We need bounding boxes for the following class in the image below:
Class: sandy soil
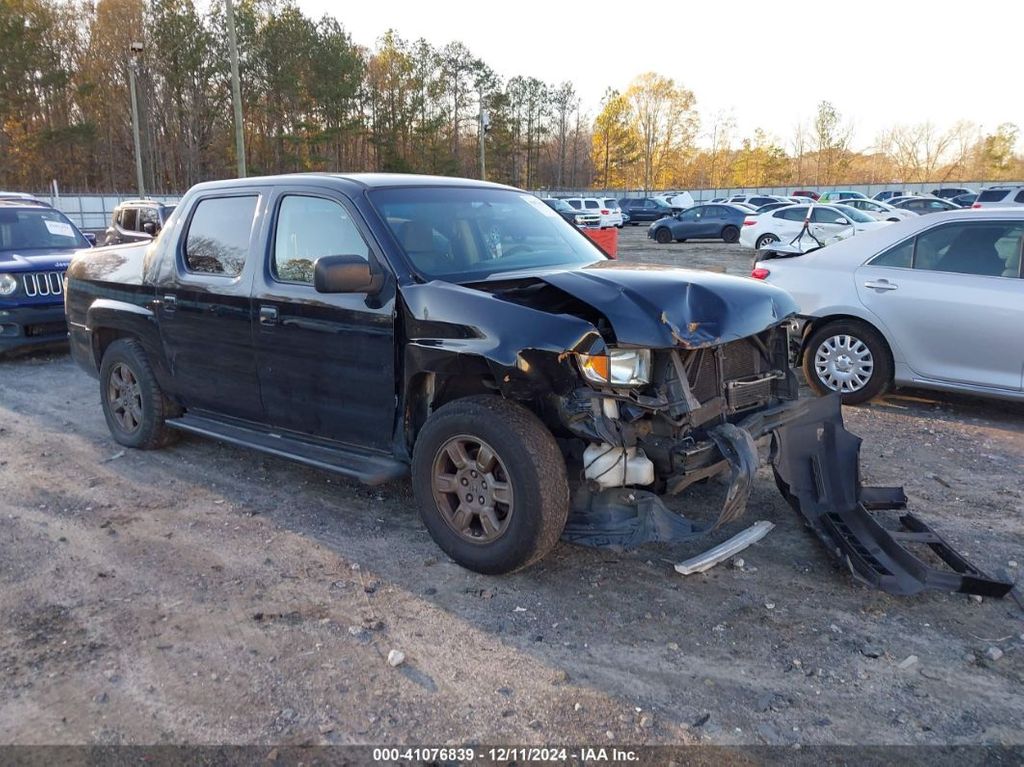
[1,228,1022,747]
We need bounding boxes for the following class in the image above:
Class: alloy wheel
[107,362,143,433]
[431,435,514,545]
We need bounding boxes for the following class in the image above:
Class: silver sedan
[751,208,1024,404]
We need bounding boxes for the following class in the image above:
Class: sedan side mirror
[836,217,849,225]
[142,222,157,236]
[83,232,97,246]
[314,254,383,295]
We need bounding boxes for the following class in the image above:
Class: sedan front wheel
[802,320,893,405]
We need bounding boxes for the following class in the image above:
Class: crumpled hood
[538,261,799,348]
[0,248,79,271]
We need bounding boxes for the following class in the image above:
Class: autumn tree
[591,89,637,188]
[624,72,698,190]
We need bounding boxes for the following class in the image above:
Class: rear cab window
[183,195,258,277]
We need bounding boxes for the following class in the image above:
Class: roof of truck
[189,173,516,193]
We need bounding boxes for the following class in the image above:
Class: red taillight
[750,267,770,280]
[600,209,610,215]
[743,218,757,226]
[971,202,981,208]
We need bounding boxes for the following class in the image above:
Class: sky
[296,0,1024,150]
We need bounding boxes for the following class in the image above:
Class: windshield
[0,207,89,250]
[833,205,875,224]
[369,187,605,281]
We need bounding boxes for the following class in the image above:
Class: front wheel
[722,225,740,243]
[99,338,179,449]
[654,227,673,244]
[802,320,893,405]
[411,396,569,574]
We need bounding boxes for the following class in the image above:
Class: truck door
[157,192,263,420]
[252,190,397,451]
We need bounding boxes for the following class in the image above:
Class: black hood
[537,261,798,348]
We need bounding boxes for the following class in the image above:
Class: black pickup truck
[65,173,1010,596]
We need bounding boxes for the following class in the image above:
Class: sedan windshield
[369,187,605,281]
[0,207,89,250]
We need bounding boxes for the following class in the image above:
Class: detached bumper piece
[771,395,1014,598]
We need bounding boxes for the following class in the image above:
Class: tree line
[2,0,1022,194]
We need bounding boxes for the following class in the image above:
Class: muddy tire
[411,395,569,575]
[99,338,179,449]
[802,319,893,405]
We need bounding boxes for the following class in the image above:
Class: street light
[128,41,145,197]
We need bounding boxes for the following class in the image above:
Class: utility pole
[479,98,489,181]
[225,0,247,177]
[128,42,145,198]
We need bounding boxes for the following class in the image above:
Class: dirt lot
[1,227,1023,747]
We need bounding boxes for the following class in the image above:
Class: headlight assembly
[0,273,17,296]
[576,348,651,386]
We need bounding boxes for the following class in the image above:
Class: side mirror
[83,232,97,246]
[142,222,157,236]
[314,254,383,295]
[836,217,849,225]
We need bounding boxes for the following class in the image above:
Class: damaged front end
[556,326,1013,599]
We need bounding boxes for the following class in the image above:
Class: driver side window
[273,195,369,285]
[678,208,698,221]
[812,208,845,224]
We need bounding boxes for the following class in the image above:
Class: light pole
[225,0,246,177]
[478,98,489,181]
[128,41,145,197]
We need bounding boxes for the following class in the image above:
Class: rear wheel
[654,227,673,244]
[411,396,569,574]
[802,320,893,405]
[755,233,780,249]
[99,338,179,449]
[722,225,740,243]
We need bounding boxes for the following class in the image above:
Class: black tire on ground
[654,227,673,244]
[722,225,740,243]
[802,319,893,406]
[411,395,569,575]
[755,233,780,249]
[99,338,179,449]
[675,238,687,243]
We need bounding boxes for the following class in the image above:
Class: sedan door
[856,221,1024,391]
[252,190,397,450]
[809,206,850,241]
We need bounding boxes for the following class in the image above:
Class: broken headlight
[577,349,651,386]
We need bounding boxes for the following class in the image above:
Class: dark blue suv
[0,200,93,355]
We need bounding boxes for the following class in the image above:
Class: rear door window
[977,189,1010,203]
[776,206,808,221]
[183,195,258,276]
[913,222,1023,277]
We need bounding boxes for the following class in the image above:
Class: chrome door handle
[864,280,898,291]
[259,305,279,326]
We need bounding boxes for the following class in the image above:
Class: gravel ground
[1,228,1022,748]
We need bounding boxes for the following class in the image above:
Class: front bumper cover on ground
[567,394,1014,598]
